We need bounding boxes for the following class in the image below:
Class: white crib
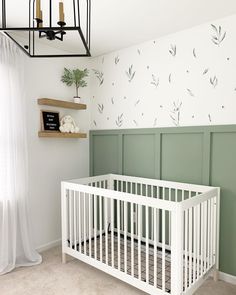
[61,174,220,295]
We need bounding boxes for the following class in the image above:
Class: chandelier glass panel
[0,0,91,57]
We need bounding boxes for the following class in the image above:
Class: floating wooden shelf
[38,131,87,138]
[38,98,87,110]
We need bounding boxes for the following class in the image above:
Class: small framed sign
[41,110,60,131]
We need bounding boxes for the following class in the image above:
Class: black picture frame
[40,110,60,132]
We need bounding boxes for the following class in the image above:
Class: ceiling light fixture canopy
[0,0,91,57]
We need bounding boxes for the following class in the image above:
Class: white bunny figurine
[59,115,80,133]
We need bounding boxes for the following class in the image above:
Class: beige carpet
[0,247,235,295]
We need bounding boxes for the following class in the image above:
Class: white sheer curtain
[0,34,42,275]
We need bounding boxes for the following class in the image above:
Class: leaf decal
[153,118,157,127]
[208,114,212,122]
[203,68,209,75]
[93,69,104,86]
[193,48,197,58]
[170,101,182,126]
[134,100,140,106]
[115,56,120,65]
[111,97,114,104]
[98,104,104,114]
[151,74,159,88]
[169,73,172,83]
[169,44,177,57]
[126,65,136,82]
[116,114,124,127]
[93,120,97,126]
[211,24,226,46]
[133,120,138,126]
[210,76,218,88]
[187,88,195,97]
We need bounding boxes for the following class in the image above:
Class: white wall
[25,13,236,249]
[90,14,236,129]
[25,57,90,249]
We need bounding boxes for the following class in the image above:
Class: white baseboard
[219,271,236,285]
[36,239,61,253]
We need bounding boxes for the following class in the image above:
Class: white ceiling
[3,0,236,57]
[90,0,236,56]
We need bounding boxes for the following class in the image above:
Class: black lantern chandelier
[0,0,91,57]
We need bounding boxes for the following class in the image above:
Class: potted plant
[61,68,89,103]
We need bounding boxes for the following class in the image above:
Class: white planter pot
[73,96,81,103]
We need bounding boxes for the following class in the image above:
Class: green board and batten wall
[90,125,236,276]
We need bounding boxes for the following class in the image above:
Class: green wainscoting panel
[161,133,204,184]
[210,132,236,276]
[123,134,156,178]
[90,126,236,276]
[91,134,119,176]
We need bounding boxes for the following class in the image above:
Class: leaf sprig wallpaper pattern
[90,15,236,130]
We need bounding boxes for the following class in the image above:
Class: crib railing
[61,174,219,295]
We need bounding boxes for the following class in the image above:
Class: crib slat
[157,187,160,244]
[145,205,149,284]
[189,207,193,286]
[111,198,114,268]
[208,199,211,270]
[203,201,207,274]
[138,204,141,280]
[131,202,134,277]
[73,191,77,251]
[105,197,108,265]
[78,192,82,253]
[162,209,166,292]
[201,202,204,276]
[193,205,197,283]
[83,193,87,255]
[168,188,171,246]
[99,195,102,262]
[154,208,157,288]
[89,194,92,257]
[206,200,210,270]
[184,210,188,291]
[69,190,73,249]
[121,181,123,231]
[94,194,97,260]
[117,199,121,270]
[151,186,154,241]
[124,201,127,274]
[135,183,138,235]
[196,204,200,280]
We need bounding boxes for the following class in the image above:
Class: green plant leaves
[61,68,89,89]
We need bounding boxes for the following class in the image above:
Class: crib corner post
[213,268,219,282]
[108,174,114,190]
[214,187,220,282]
[62,252,67,264]
[171,205,184,295]
[61,181,68,264]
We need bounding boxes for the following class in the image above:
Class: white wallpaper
[89,14,236,129]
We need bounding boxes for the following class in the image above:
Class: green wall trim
[90,125,236,276]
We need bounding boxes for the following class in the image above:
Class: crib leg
[213,268,219,282]
[62,252,67,264]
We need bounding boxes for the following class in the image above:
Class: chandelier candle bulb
[59,2,64,23]
[39,10,43,27]
[36,0,41,19]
